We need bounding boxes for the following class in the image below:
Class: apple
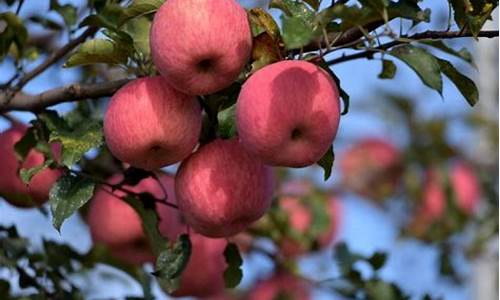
[175,138,274,238]
[150,0,252,95]
[340,138,402,200]
[0,124,62,208]
[103,76,202,170]
[248,272,311,300]
[279,195,341,257]
[236,60,341,167]
[88,173,228,297]
[421,161,481,219]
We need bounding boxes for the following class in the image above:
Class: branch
[327,30,499,65]
[0,79,130,112]
[0,30,497,113]
[13,27,98,91]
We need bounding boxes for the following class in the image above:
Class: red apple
[236,60,340,167]
[103,76,202,170]
[175,138,274,238]
[247,272,311,300]
[421,161,481,220]
[0,124,62,208]
[87,173,228,297]
[150,0,252,95]
[279,196,341,257]
[340,138,402,200]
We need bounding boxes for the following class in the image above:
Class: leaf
[121,167,153,187]
[0,12,28,60]
[421,40,475,67]
[64,39,130,67]
[365,280,404,300]
[250,32,281,73]
[123,17,152,56]
[316,58,350,115]
[153,234,191,279]
[49,120,104,167]
[79,4,124,29]
[14,127,37,161]
[437,58,479,107]
[367,252,387,271]
[449,0,497,36]
[389,45,442,94]
[119,0,164,26]
[223,243,243,288]
[50,0,78,26]
[317,145,334,181]
[19,159,53,184]
[304,0,320,10]
[50,174,96,232]
[248,7,281,38]
[217,105,237,139]
[281,16,316,50]
[378,59,397,79]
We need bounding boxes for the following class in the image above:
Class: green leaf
[123,17,152,56]
[389,45,442,94]
[367,252,387,271]
[437,58,479,107]
[64,39,130,67]
[49,120,104,167]
[50,0,78,26]
[0,12,28,60]
[119,0,164,26]
[250,32,281,73]
[19,159,53,184]
[217,105,237,139]
[79,3,124,29]
[378,59,397,79]
[50,174,96,232]
[365,280,404,300]
[421,40,475,67]
[248,7,281,38]
[14,127,37,161]
[281,16,316,50]
[223,243,243,288]
[303,0,320,10]
[449,0,497,36]
[317,145,334,181]
[316,58,350,115]
[153,234,191,279]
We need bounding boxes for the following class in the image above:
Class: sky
[0,1,498,299]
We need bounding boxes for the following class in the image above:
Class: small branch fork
[0,29,497,113]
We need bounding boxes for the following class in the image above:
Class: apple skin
[421,161,481,219]
[0,124,62,208]
[247,272,311,300]
[87,173,228,297]
[236,60,340,167]
[150,0,252,95]
[175,138,274,238]
[103,76,202,170]
[340,138,402,200]
[279,196,341,257]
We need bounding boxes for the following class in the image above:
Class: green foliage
[0,12,28,61]
[65,38,131,67]
[317,145,335,181]
[50,0,78,26]
[49,174,96,232]
[119,0,164,26]
[223,243,243,288]
[450,0,498,36]
[379,59,397,79]
[437,58,479,106]
[154,235,191,293]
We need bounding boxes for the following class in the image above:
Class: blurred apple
[0,124,62,208]
[340,138,403,201]
[247,272,311,300]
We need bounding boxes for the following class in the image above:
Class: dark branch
[0,79,130,113]
[327,30,499,65]
[0,30,497,113]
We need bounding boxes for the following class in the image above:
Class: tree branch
[326,30,499,65]
[0,30,497,113]
[0,79,130,113]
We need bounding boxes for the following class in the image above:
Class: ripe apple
[0,124,62,208]
[103,76,202,170]
[236,60,341,167]
[340,138,402,200]
[175,138,274,238]
[88,173,228,297]
[248,272,311,300]
[150,0,252,95]
[279,195,341,257]
[421,161,481,220]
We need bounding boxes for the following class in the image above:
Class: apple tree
[0,0,498,299]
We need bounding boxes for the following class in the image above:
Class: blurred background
[0,1,498,299]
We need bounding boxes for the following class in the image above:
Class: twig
[327,30,499,65]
